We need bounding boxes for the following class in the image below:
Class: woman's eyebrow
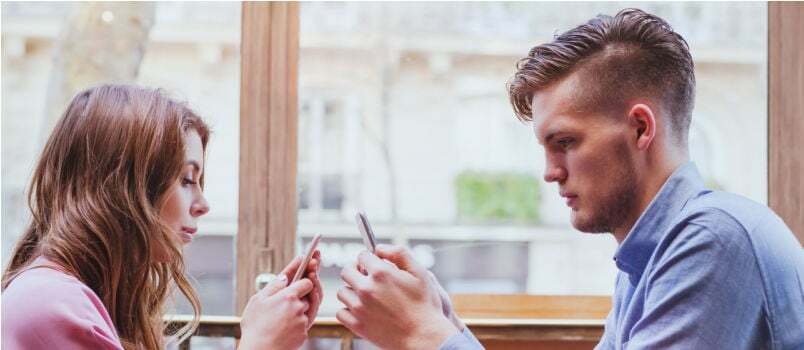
[185,160,201,173]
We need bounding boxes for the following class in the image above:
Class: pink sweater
[1,257,124,349]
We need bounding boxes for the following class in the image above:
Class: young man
[337,8,804,350]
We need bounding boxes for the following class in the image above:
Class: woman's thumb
[260,274,289,296]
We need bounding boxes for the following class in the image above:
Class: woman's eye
[182,178,197,186]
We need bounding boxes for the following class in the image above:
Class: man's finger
[336,309,361,335]
[357,250,399,276]
[340,263,369,289]
[336,286,361,310]
[374,244,425,276]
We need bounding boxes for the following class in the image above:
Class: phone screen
[291,233,322,283]
[355,211,377,253]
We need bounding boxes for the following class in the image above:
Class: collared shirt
[595,163,804,349]
[440,163,804,350]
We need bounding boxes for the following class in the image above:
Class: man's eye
[557,138,574,148]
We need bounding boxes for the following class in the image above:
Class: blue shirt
[440,163,804,350]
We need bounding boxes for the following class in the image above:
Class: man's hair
[508,8,695,145]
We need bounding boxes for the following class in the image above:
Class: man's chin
[570,212,609,233]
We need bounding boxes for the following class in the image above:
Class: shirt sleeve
[625,210,766,349]
[438,327,485,350]
[2,270,124,350]
[594,291,619,350]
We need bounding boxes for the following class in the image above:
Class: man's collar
[613,162,705,285]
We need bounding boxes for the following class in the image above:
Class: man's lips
[560,192,578,208]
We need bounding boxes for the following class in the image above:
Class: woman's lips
[180,227,197,243]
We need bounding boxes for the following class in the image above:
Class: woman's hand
[239,251,324,349]
[284,250,323,329]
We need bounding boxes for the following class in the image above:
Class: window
[1,2,240,348]
[298,95,361,219]
[295,2,769,318]
[7,2,799,349]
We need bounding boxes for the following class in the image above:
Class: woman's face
[160,130,210,246]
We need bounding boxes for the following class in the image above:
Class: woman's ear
[627,103,657,150]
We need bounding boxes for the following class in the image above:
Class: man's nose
[543,165,567,183]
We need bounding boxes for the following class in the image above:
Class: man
[337,8,804,349]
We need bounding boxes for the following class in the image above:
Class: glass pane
[1,1,241,322]
[297,1,768,319]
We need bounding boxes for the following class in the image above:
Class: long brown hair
[2,84,209,349]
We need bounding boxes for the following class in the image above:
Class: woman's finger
[280,255,304,281]
[258,274,288,297]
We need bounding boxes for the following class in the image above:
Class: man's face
[531,74,639,234]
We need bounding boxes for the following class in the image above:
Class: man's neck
[612,157,687,243]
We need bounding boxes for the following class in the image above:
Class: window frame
[236,1,804,317]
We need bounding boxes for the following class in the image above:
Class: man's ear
[627,103,656,150]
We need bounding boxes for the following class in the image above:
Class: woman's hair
[2,84,210,349]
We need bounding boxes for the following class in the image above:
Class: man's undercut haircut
[508,8,696,145]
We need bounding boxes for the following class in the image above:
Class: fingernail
[278,275,288,283]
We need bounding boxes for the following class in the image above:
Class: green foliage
[455,171,540,224]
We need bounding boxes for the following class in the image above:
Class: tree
[41,2,155,142]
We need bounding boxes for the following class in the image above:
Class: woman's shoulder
[2,260,124,349]
[4,264,98,312]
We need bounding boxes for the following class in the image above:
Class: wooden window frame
[236,1,299,313]
[768,2,803,246]
[236,0,803,324]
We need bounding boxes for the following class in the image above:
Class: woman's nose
[191,195,210,217]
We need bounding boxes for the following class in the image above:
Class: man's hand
[428,270,466,332]
[336,244,460,350]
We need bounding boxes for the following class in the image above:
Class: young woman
[1,85,322,349]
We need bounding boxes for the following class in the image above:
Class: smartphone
[291,233,322,283]
[355,211,377,253]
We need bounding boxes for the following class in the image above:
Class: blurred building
[2,2,767,330]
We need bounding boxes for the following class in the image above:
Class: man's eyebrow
[544,130,560,144]
[540,121,573,144]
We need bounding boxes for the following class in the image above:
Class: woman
[1,85,322,349]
